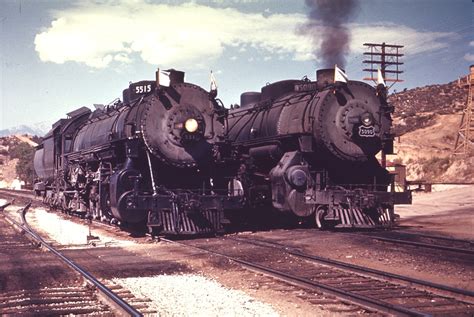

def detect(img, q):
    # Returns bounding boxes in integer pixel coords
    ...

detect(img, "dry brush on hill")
[389,81,473,182]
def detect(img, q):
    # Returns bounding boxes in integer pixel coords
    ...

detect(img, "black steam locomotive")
[34,70,241,235]
[225,68,411,228]
[34,67,410,235]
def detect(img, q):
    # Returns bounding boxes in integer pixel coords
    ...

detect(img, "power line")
[362,42,404,89]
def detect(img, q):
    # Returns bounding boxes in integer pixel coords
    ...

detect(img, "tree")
[10,142,37,186]
[31,135,43,145]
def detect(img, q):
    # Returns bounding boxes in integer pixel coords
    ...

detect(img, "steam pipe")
[146,150,158,196]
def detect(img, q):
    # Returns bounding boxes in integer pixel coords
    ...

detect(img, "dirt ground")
[189,185,474,312]
[393,114,474,182]
[1,186,472,316]
[395,185,474,239]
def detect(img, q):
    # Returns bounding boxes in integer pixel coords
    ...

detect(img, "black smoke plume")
[303,0,359,68]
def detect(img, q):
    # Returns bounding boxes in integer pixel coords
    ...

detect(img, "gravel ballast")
[114,274,280,316]
[29,208,135,247]
[2,203,281,315]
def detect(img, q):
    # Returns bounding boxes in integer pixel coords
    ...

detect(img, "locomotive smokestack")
[303,0,359,68]
[316,68,335,88]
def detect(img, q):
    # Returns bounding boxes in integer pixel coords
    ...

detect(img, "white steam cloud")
[34,1,456,69]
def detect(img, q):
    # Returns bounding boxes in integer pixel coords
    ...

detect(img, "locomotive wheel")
[99,189,113,221]
[315,206,336,230]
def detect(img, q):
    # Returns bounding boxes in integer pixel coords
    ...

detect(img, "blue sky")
[0,0,472,129]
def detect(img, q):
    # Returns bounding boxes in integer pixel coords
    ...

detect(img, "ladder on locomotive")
[453,65,474,156]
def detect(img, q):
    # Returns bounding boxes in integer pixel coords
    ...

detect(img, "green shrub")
[10,143,37,185]
[421,156,451,180]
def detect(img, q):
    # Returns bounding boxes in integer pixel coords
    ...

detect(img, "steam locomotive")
[225,68,411,228]
[34,67,410,235]
[34,69,242,235]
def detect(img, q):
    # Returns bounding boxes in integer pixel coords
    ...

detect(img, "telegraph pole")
[362,43,404,169]
[453,65,474,156]
[363,43,404,89]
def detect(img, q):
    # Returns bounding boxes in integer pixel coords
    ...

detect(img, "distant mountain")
[0,121,51,137]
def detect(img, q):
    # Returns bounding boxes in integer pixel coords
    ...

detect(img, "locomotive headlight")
[184,118,199,133]
[361,113,374,126]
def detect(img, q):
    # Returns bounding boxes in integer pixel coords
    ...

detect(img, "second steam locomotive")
[225,68,411,228]
[34,67,411,235]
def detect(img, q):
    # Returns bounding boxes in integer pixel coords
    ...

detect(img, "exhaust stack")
[316,68,335,89]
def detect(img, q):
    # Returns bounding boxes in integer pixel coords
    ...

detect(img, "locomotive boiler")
[34,69,241,235]
[225,68,411,228]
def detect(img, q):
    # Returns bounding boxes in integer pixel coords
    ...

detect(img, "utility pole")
[453,65,474,156]
[363,43,404,89]
[362,43,404,170]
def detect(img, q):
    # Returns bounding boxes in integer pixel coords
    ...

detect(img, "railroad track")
[0,188,37,203]
[164,235,474,316]
[2,190,472,315]
[0,202,152,316]
[353,231,474,256]
[0,189,147,236]
[2,188,472,255]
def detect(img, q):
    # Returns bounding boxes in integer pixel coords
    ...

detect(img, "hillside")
[0,135,38,189]
[388,80,473,183]
[389,80,468,135]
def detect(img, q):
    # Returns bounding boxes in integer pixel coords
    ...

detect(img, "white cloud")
[34,1,458,69]
[35,1,309,69]
[464,53,474,62]
[465,41,474,62]
[350,22,455,55]
[114,53,132,63]
[209,0,265,4]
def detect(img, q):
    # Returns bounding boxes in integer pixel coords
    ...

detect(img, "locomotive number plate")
[358,126,375,137]
[128,80,156,101]
[135,84,152,94]
[294,82,318,92]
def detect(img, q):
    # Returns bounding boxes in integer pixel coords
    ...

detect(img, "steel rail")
[363,235,474,255]
[227,236,474,299]
[162,238,429,317]
[0,200,12,211]
[393,231,474,244]
[2,203,142,317]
